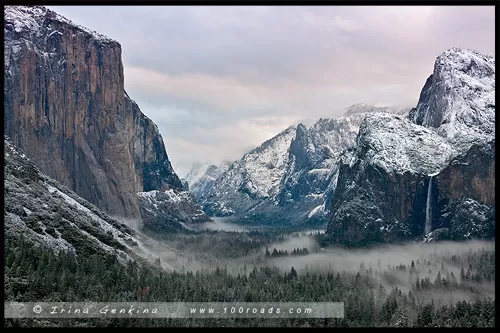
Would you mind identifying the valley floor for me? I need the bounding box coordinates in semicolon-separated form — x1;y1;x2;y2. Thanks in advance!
4;225;495;328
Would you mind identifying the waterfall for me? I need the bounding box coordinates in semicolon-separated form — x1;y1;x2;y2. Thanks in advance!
424;175;433;234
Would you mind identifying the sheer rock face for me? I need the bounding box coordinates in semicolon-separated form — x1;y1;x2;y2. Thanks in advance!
4;6;183;220
434;140;495;240
325;115;455;246
127;96;183;193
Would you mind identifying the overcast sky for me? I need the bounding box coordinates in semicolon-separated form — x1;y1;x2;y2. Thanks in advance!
47;6;495;176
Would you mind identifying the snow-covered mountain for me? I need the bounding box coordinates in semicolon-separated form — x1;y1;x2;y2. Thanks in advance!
352;114;457;175
199;125;297;219
326;114;457;246
183;162;212;189
409;47;495;151
182;161;231;200
278;110;392;222
198;105;397;225
327;48;495;246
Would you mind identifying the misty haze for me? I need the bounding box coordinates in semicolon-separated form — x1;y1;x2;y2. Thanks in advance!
4;4;495;328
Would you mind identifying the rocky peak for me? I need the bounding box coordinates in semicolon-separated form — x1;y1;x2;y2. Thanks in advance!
183;161;231;200
288;123;309;171
198;125;297;218
327;48;495;246
435;47;494;80
184;162;212;188
409;47;495;151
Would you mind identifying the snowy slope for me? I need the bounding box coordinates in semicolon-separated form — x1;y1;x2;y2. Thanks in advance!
4;136;178;269
199;125;297;217
137;187;211;232
198;104;396;224
4;6;115;43
4;136;135;260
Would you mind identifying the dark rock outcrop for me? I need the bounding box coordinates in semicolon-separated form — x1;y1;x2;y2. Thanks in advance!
327;161;431;246
434;140;495;240
127;95;183;192
138;189;211;233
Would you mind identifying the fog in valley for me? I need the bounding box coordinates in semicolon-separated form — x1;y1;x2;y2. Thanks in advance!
118;216;495;308
192;217;250;233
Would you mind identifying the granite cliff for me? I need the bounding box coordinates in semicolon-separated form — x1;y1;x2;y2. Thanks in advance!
4;5;209;228
327;48;495;246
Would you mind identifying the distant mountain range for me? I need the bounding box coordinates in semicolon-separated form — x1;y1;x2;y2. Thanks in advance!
188;105;403;226
187;48;495;245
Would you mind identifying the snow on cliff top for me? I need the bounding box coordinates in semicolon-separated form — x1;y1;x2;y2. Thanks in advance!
204;125;297;202
435;47;495;119
4;5;118;45
355;114;456;175
436;47;494;78
426;48;495;150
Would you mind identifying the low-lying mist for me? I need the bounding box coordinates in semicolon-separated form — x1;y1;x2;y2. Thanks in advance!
267;237;494;303
117;217;494;307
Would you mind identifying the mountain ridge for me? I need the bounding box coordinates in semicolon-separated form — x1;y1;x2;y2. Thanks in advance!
196;104;397;225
